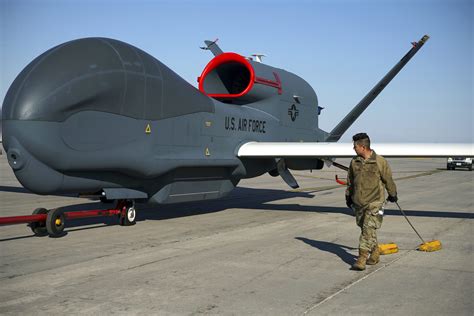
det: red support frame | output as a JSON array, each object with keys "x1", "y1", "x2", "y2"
[
  {"x1": 0, "y1": 214, "x2": 47, "y2": 225},
  {"x1": 0, "y1": 208, "x2": 123, "y2": 226}
]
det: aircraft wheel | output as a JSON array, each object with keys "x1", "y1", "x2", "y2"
[
  {"x1": 46, "y1": 208, "x2": 66, "y2": 237},
  {"x1": 120, "y1": 204, "x2": 136, "y2": 226},
  {"x1": 29, "y1": 208, "x2": 49, "y2": 236}
]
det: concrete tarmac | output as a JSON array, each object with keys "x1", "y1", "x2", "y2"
[{"x1": 0, "y1": 155, "x2": 472, "y2": 315}]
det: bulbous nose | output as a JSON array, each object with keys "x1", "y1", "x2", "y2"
[
  {"x1": 1, "y1": 38, "x2": 134, "y2": 193},
  {"x1": 2, "y1": 38, "x2": 131, "y2": 122},
  {"x1": 2, "y1": 37, "x2": 215, "y2": 127},
  {"x1": 1, "y1": 37, "x2": 215, "y2": 194},
  {"x1": 2, "y1": 37, "x2": 162, "y2": 170}
]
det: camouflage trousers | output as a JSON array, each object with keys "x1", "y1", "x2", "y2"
[{"x1": 354, "y1": 204, "x2": 383, "y2": 251}]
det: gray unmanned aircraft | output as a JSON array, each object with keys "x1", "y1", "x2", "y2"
[{"x1": 1, "y1": 35, "x2": 472, "y2": 236}]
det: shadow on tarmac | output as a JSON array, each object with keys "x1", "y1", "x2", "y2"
[
  {"x1": 0, "y1": 234, "x2": 39, "y2": 242},
  {"x1": 295, "y1": 237, "x2": 357, "y2": 265},
  {"x1": 1, "y1": 186, "x2": 472, "y2": 239},
  {"x1": 0, "y1": 185, "x2": 31, "y2": 194},
  {"x1": 0, "y1": 185, "x2": 76, "y2": 197}
]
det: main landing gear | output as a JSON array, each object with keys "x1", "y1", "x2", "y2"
[
  {"x1": 117, "y1": 200, "x2": 137, "y2": 226},
  {"x1": 0, "y1": 199, "x2": 137, "y2": 237}
]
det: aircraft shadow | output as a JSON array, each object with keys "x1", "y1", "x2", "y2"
[
  {"x1": 0, "y1": 185, "x2": 76, "y2": 197},
  {"x1": 0, "y1": 234, "x2": 40, "y2": 242},
  {"x1": 295, "y1": 237, "x2": 357, "y2": 265},
  {"x1": 4, "y1": 188, "x2": 314, "y2": 233},
  {"x1": 134, "y1": 187, "x2": 473, "y2": 221},
  {"x1": 1, "y1": 186, "x2": 472, "y2": 239},
  {"x1": 63, "y1": 187, "x2": 473, "y2": 229},
  {"x1": 0, "y1": 185, "x2": 32, "y2": 194}
]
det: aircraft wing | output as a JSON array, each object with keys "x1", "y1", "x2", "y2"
[{"x1": 238, "y1": 142, "x2": 474, "y2": 158}]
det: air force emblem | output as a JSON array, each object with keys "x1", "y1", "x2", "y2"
[{"x1": 288, "y1": 104, "x2": 299, "y2": 122}]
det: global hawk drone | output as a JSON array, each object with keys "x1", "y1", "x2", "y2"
[{"x1": 1, "y1": 35, "x2": 472, "y2": 236}]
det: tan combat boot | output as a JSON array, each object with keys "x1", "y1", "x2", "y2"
[
  {"x1": 367, "y1": 245, "x2": 380, "y2": 265},
  {"x1": 352, "y1": 249, "x2": 369, "y2": 270}
]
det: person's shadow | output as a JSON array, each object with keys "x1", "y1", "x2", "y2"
[{"x1": 295, "y1": 237, "x2": 357, "y2": 266}]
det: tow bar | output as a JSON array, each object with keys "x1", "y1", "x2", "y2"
[{"x1": 0, "y1": 200, "x2": 137, "y2": 237}]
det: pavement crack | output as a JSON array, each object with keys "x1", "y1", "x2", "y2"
[
  {"x1": 236, "y1": 255, "x2": 303, "y2": 290},
  {"x1": 119, "y1": 254, "x2": 183, "y2": 271},
  {"x1": 0, "y1": 253, "x2": 119, "y2": 281},
  {"x1": 301, "y1": 252, "x2": 411, "y2": 315}
]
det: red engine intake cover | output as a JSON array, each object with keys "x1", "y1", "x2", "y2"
[{"x1": 198, "y1": 52, "x2": 255, "y2": 98}]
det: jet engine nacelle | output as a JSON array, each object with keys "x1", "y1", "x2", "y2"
[{"x1": 198, "y1": 52, "x2": 318, "y2": 108}]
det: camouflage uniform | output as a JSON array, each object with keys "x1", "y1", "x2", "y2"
[{"x1": 346, "y1": 151, "x2": 397, "y2": 251}]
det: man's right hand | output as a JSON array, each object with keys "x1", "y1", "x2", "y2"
[
  {"x1": 387, "y1": 195, "x2": 398, "y2": 203},
  {"x1": 345, "y1": 195, "x2": 353, "y2": 208}
]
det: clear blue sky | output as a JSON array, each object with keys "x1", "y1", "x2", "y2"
[{"x1": 1, "y1": 0, "x2": 472, "y2": 142}]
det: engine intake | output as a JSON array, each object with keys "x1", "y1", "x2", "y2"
[{"x1": 198, "y1": 52, "x2": 282, "y2": 104}]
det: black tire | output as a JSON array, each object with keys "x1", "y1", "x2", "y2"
[
  {"x1": 469, "y1": 165, "x2": 472, "y2": 171},
  {"x1": 120, "y1": 204, "x2": 136, "y2": 226},
  {"x1": 29, "y1": 208, "x2": 49, "y2": 236},
  {"x1": 46, "y1": 208, "x2": 66, "y2": 237}
]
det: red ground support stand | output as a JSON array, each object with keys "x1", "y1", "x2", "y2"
[
  {"x1": 0, "y1": 214, "x2": 48, "y2": 226},
  {"x1": 335, "y1": 175, "x2": 347, "y2": 185},
  {"x1": 0, "y1": 207, "x2": 125, "y2": 237}
]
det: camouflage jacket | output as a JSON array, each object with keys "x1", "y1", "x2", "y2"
[{"x1": 346, "y1": 151, "x2": 397, "y2": 208}]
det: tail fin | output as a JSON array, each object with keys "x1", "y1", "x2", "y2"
[
  {"x1": 202, "y1": 39, "x2": 223, "y2": 56},
  {"x1": 325, "y1": 35, "x2": 430, "y2": 142}
]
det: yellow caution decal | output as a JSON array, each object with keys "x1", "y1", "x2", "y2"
[
  {"x1": 145, "y1": 124, "x2": 151, "y2": 134},
  {"x1": 205, "y1": 147, "x2": 210, "y2": 156}
]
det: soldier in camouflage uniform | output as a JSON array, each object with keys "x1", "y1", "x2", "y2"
[{"x1": 345, "y1": 133, "x2": 398, "y2": 271}]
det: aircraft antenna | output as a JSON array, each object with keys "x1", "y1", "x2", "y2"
[{"x1": 251, "y1": 54, "x2": 266, "y2": 63}]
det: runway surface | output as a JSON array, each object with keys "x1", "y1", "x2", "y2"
[{"x1": 0, "y1": 155, "x2": 472, "y2": 315}]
